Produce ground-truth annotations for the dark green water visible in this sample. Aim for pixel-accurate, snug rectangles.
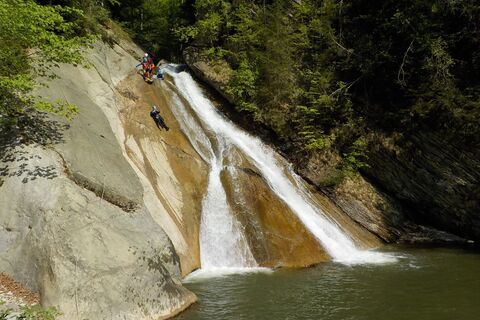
[176,246,480,320]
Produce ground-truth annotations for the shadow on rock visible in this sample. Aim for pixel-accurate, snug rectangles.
[0,111,69,184]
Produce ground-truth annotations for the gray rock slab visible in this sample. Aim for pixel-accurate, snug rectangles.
[36,42,144,210]
[0,144,196,319]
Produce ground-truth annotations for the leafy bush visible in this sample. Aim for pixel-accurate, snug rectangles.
[0,0,94,128]
[1,301,60,320]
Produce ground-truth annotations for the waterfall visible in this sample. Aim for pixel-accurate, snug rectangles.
[163,75,258,272]
[162,67,395,272]
[199,158,257,269]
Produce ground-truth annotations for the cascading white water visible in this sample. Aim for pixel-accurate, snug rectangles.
[198,144,257,269]
[163,75,257,271]
[163,67,395,269]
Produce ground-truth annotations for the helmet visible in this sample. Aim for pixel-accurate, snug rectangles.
[144,53,148,57]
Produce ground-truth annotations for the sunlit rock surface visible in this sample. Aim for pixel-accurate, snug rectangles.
[221,147,329,267]
[0,40,198,319]
[117,74,209,275]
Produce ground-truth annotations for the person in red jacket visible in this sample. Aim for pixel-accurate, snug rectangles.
[136,53,154,80]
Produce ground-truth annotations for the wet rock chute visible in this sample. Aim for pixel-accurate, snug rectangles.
[162,67,395,274]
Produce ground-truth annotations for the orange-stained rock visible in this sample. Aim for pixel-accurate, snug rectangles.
[221,147,329,268]
[117,74,208,276]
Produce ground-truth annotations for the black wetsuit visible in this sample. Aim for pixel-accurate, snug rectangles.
[150,110,169,131]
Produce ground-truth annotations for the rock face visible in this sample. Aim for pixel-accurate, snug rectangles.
[264,134,475,245]
[0,145,195,320]
[117,74,208,275]
[183,47,235,104]
[0,39,202,319]
[293,150,407,243]
[37,41,210,276]
[324,176,406,242]
[364,132,480,241]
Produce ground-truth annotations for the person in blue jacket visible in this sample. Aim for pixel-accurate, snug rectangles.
[150,105,169,131]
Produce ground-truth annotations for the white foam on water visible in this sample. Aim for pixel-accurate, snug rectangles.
[162,78,257,271]
[199,158,257,269]
[184,267,273,283]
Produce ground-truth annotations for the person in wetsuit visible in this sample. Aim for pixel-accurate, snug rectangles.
[150,105,169,131]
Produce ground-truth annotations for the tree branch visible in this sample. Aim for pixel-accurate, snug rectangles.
[397,39,415,86]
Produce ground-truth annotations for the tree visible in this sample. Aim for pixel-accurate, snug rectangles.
[0,0,94,127]
[112,0,194,60]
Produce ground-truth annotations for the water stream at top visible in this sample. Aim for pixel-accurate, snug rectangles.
[162,67,395,274]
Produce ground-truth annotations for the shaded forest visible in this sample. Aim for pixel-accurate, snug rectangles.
[2,0,479,175]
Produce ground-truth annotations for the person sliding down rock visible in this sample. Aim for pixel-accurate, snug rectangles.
[150,105,169,131]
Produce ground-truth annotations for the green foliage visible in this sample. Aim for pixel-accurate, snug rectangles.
[341,137,370,176]
[191,0,230,45]
[38,0,119,40]
[174,0,480,177]
[107,0,480,177]
[0,0,91,125]
[226,2,262,55]
[225,61,259,115]
[35,100,79,119]
[18,304,60,320]
[112,0,190,60]
[423,37,454,88]
[0,301,60,320]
